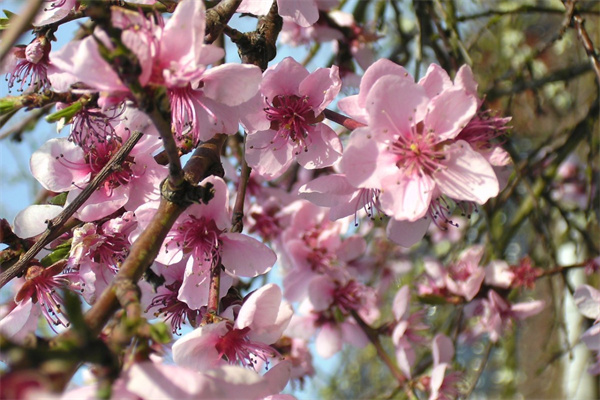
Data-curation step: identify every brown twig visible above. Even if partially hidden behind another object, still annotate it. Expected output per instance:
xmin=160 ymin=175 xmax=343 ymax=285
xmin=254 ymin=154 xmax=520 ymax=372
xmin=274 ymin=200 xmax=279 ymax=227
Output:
xmin=205 ymin=0 xmax=243 ymax=44
xmin=563 ymin=0 xmax=600 ymax=84
xmin=323 ymin=108 xmax=366 ymax=131
xmin=0 ymin=131 xmax=143 ymax=289
xmin=0 ymin=103 xmax=54 ymax=141
xmin=146 ymin=104 xmax=185 ymax=189
xmin=350 ymin=310 xmax=406 ymax=385
xmin=70 ymin=133 xmax=226 ymax=339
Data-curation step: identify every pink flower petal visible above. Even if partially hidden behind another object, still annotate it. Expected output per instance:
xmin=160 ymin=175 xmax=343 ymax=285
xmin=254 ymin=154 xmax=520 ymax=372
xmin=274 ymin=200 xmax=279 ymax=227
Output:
xmin=511 ymin=300 xmax=545 ymax=320
xmin=365 ymin=76 xmax=428 ymax=139
xmin=277 ymin=0 xmax=319 ymax=27
xmin=298 ymin=174 xmax=357 ymax=208
xmin=125 ymin=362 xmax=209 ymax=399
xmin=13 ymin=205 xmax=62 ymax=239
xmin=261 ymin=57 xmax=309 ymax=99
xmin=392 ymin=286 xmax=410 ymax=320
xmin=0 ymin=299 xmax=40 ymax=343
xmin=454 ymin=64 xmax=478 ymax=96
xmin=434 ymin=141 xmax=499 ymax=204
xmin=201 ymin=64 xmax=262 ymax=106
xmin=296 ymin=124 xmax=343 ymax=170
xmin=380 ymin=173 xmax=435 ymax=222
xmin=298 ymin=65 xmax=341 ymax=113
xmin=574 ymin=285 xmax=600 ymax=320
xmin=340 ymin=128 xmax=387 ymax=189
xmin=246 ymin=130 xmax=295 ymax=180
xmin=172 ymin=322 xmax=228 ymax=370
xmin=417 ymin=63 xmax=452 ymax=98
xmin=236 ymin=284 xmax=293 ymax=344
xmin=220 ymin=233 xmax=276 ymax=277
xmin=49 ymin=35 xmax=128 ymax=92
xmin=68 ymin=185 xmax=129 ymax=222
xmin=424 ymin=87 xmax=477 ymax=142
xmin=30 ymin=138 xmax=89 ymax=192
xmin=432 ymin=334 xmax=454 ymax=365
xmin=386 ymin=217 xmax=430 ymax=247
xmin=307 ymin=276 xmax=335 ymax=312
xmin=315 ymin=324 xmax=342 ymax=358
xmin=338 ymin=59 xmax=413 ymax=121
xmin=160 ymin=0 xmax=206 ymax=67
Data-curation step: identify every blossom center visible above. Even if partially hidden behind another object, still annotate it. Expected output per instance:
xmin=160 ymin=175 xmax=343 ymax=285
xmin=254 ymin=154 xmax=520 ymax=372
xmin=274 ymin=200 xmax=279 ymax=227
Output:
xmin=87 ymin=139 xmax=137 ymax=195
xmin=147 ymin=281 xmax=201 ymax=333
xmin=264 ymin=95 xmax=321 ymax=152
xmin=216 ymin=325 xmax=278 ymax=369
xmin=171 ymin=216 xmax=223 ymax=269
xmin=390 ymin=132 xmax=443 ymax=176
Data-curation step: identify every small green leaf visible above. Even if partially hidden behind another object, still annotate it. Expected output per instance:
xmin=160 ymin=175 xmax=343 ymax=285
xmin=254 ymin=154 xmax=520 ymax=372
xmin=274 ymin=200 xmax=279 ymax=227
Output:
xmin=49 ymin=192 xmax=68 ymax=206
xmin=1 ymin=10 xmax=20 ymax=30
xmin=0 ymin=97 xmax=24 ymax=115
xmin=45 ymin=101 xmax=83 ymax=123
xmin=41 ymin=240 xmax=72 ymax=267
xmin=149 ymin=322 xmax=172 ymax=344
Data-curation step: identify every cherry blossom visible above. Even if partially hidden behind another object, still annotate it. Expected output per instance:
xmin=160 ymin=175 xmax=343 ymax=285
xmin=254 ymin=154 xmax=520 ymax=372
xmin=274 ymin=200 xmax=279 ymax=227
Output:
xmin=3 ymin=37 xmax=51 ymax=92
xmin=574 ymin=285 xmax=600 ymax=375
xmin=466 ymin=290 xmax=545 ymax=342
xmin=391 ymin=286 xmax=428 ymax=377
xmin=246 ymin=57 xmax=343 ymax=180
xmin=111 ymin=0 xmax=262 ymax=148
xmin=172 ymin=284 xmax=293 ymax=370
xmin=124 ymin=360 xmax=292 ymax=400
xmin=237 ymin=0 xmax=338 ymax=28
xmin=132 ymin=176 xmax=276 ymax=309
xmin=30 ymin=108 xmax=167 ymax=221
xmin=9 ymin=261 xmax=83 ymax=331
xmin=33 ymin=0 xmax=77 ymax=27
xmin=428 ymin=334 xmax=460 ymax=400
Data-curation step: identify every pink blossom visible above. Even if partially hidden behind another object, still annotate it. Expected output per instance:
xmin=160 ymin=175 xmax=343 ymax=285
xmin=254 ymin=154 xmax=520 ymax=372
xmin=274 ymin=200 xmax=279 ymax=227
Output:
xmin=33 ymin=0 xmax=77 ymax=27
xmin=277 ymin=201 xmax=368 ymax=302
xmin=146 ymin=277 xmax=203 ymax=335
xmin=30 ymin=108 xmax=167 ymax=222
xmin=3 ymin=37 xmax=51 ymax=92
xmin=238 ymin=0 xmax=337 ymax=28
xmin=338 ymin=60 xmax=506 ymax=246
xmin=468 ymin=290 xmax=545 ymax=342
xmin=47 ymin=28 xmax=130 ymax=102
xmin=11 ymin=261 xmax=83 ymax=331
xmin=279 ymin=16 xmax=343 ymax=47
xmin=341 ymin=74 xmax=497 ymax=219
xmin=428 ymin=334 xmax=460 ymax=400
xmin=298 ymin=173 xmax=383 ymax=222
xmin=112 ymin=0 xmax=262 ymax=147
xmin=285 ymin=302 xmax=368 ymax=359
xmin=124 ymin=360 xmax=292 ymax=399
xmin=132 ymin=176 xmax=276 ymax=309
xmin=68 ymin=212 xmax=137 ymax=303
xmin=246 ymin=57 xmax=342 ymax=180
xmin=444 ymin=245 xmax=486 ymax=301
xmin=574 ymin=284 xmax=600 ymax=374
xmin=391 ymin=286 xmax=428 ymax=377
xmin=484 ymin=260 xmax=514 ymax=289
xmin=0 ymin=298 xmax=41 ymax=344
xmin=172 ymin=284 xmax=292 ymax=370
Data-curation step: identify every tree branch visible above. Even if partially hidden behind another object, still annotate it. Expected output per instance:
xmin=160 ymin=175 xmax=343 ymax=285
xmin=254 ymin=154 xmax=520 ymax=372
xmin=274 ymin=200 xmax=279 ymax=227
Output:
xmin=0 ymin=131 xmax=144 ymax=289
